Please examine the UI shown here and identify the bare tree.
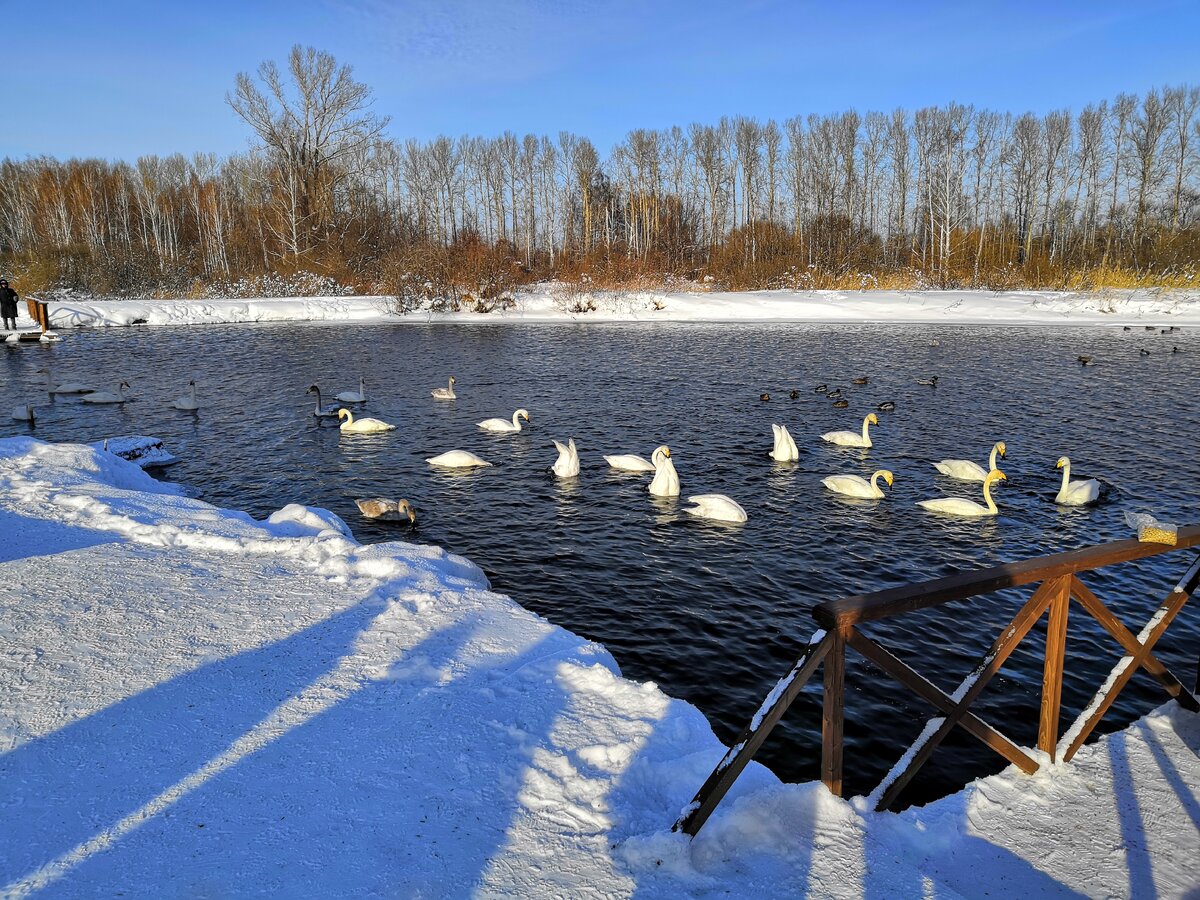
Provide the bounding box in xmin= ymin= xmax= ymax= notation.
xmin=227 ymin=45 xmax=389 ymax=258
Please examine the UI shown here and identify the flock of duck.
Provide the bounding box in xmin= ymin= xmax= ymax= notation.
xmin=13 ymin=363 xmax=1106 ymax=527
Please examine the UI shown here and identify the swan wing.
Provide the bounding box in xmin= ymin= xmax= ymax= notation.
xmin=933 ymin=459 xmax=987 ymax=481
xmin=822 ymin=475 xmax=873 ymax=498
xmin=685 ymin=494 xmax=747 ymax=523
xmin=1058 ymin=478 xmax=1101 ymax=505
xmin=427 ymin=450 xmax=492 ymax=468
xmin=605 ymin=454 xmax=655 ymax=472
xmin=917 ymin=497 xmax=991 ymax=517
xmin=478 ymin=418 xmax=514 ymax=431
xmin=648 ymin=457 xmax=680 ymax=497
xmin=822 ymin=430 xmax=863 ymax=446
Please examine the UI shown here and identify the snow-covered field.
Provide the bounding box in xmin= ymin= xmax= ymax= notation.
xmin=2 ymin=437 xmax=1197 ymax=897
xmin=43 ymin=287 xmax=1200 ymax=328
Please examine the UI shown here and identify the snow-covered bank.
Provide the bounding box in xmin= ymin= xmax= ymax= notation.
xmin=45 ymin=287 xmax=1200 ymax=328
xmin=1 ymin=438 xmax=1197 ymax=897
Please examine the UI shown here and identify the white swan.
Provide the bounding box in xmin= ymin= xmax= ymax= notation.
xmin=684 ymin=494 xmax=747 ymax=523
xmin=431 ymin=376 xmax=457 ymax=400
xmin=427 ymin=450 xmax=493 ymax=468
xmin=171 ymin=380 xmax=199 ymax=411
xmin=336 ymin=376 xmax=367 ymax=404
xmin=552 ymin=438 xmax=580 ymax=478
xmin=604 ymin=452 xmax=656 ymax=473
xmin=355 ymin=498 xmax=416 ymax=523
xmin=82 ymin=381 xmax=130 ymax=404
xmin=934 ymin=441 xmax=1006 ymax=481
xmin=37 ymin=367 xmax=93 ymax=394
xmin=1055 ymin=456 xmax=1100 ymax=506
xmin=648 ymin=445 xmax=680 ymax=497
xmin=770 ymin=424 xmax=800 ymax=462
xmin=478 ymin=409 xmax=530 ymax=433
xmin=823 ymin=469 xmax=894 ymax=499
xmin=11 ymin=404 xmax=35 ymax=423
xmin=918 ymin=469 xmax=1006 ymax=517
xmin=822 ymin=413 xmax=878 ymax=448
xmin=338 ymin=408 xmax=395 ymax=433
xmin=307 ymin=385 xmax=340 ymax=418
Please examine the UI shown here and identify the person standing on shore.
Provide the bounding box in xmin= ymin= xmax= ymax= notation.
xmin=0 ymin=280 xmax=19 ymax=331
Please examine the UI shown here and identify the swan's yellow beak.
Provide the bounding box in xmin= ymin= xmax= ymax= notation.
xmin=883 ymin=471 xmax=894 ymax=486
xmin=868 ymin=413 xmax=878 ymax=425
xmin=664 ymin=447 xmax=671 ymax=457
xmin=994 ymin=470 xmax=1007 ymax=481
xmin=998 ymin=442 xmax=1007 ymax=457
xmin=1056 ymin=456 xmax=1067 ymax=468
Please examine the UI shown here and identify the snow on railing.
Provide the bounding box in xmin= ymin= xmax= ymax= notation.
xmin=675 ymin=530 xmax=1200 ymax=837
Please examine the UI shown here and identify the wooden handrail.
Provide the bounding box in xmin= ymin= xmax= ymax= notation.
xmin=816 ymin=525 xmax=1200 ymax=628
xmin=674 ymin=534 xmax=1200 ymax=837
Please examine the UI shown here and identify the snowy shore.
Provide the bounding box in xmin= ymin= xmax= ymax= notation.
xmin=1 ymin=437 xmax=1197 ymax=897
xmin=43 ymin=287 xmax=1200 ymax=329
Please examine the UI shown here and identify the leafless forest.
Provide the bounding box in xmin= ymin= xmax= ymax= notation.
xmin=2 ymin=47 xmax=1198 ymax=301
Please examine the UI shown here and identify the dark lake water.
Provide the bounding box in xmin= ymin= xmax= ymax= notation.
xmin=3 ymin=321 xmax=1198 ymax=807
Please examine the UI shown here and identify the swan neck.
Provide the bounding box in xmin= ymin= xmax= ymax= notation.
xmin=862 ymin=417 xmax=872 ymax=440
xmin=512 ymin=411 xmax=521 ymax=428
xmin=1059 ymin=462 xmax=1070 ymax=492
xmin=983 ymin=477 xmax=997 ymax=513
xmin=988 ymin=445 xmax=997 ymax=470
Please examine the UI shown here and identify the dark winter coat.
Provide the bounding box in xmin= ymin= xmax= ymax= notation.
xmin=0 ymin=285 xmax=18 ymax=319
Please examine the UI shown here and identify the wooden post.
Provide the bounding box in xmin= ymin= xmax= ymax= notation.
xmin=1038 ymin=576 xmax=1071 ymax=760
xmin=821 ymin=627 xmax=846 ymax=796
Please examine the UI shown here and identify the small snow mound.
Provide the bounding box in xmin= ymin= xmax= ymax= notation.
xmin=92 ymin=435 xmax=180 ymax=469
xmin=265 ymin=503 xmax=353 ymax=539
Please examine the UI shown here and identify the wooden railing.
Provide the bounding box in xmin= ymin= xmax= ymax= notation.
xmin=675 ymin=525 xmax=1200 ymax=836
xmin=24 ymin=297 xmax=50 ymax=332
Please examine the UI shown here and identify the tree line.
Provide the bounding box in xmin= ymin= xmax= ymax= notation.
xmin=1 ymin=46 xmax=1198 ymax=300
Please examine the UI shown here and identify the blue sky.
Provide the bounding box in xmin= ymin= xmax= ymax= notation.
xmin=3 ymin=0 xmax=1198 ymax=160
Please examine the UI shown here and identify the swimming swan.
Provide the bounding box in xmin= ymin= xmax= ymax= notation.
xmin=770 ymin=424 xmax=799 ymax=462
xmin=171 ymin=380 xmax=200 ymax=411
xmin=11 ymin=404 xmax=35 ymax=423
xmin=552 ymin=438 xmax=580 ymax=478
xmin=1054 ymin=456 xmax=1100 ymax=506
xmin=918 ymin=469 xmax=1006 ymax=517
xmin=355 ymin=498 xmax=416 ymax=523
xmin=432 ymin=376 xmax=457 ymax=400
xmin=83 ymin=381 xmax=130 ymax=404
xmin=934 ymin=441 xmax=1006 ymax=482
xmin=336 ymin=376 xmax=367 ymax=403
xmin=648 ymin=445 xmax=680 ymax=497
xmin=478 ymin=409 xmax=530 ymax=433
xmin=426 ymin=450 xmax=492 ymax=468
xmin=822 ymin=470 xmax=894 ymax=499
xmin=684 ymin=494 xmax=747 ymax=523
xmin=307 ymin=385 xmax=340 ymax=418
xmin=822 ymin=413 xmax=878 ymax=448
xmin=338 ymin=408 xmax=395 ymax=433
xmin=37 ymin=367 xmax=92 ymax=394
xmin=604 ymin=452 xmax=656 ymax=473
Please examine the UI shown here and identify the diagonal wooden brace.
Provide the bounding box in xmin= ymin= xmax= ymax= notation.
xmin=846 ymin=629 xmax=1039 ymax=776
xmin=872 ymin=577 xmax=1061 ymax=811
xmin=1069 ymin=575 xmax=1199 ymax=712
xmin=1060 ymin=555 xmax=1200 ymax=762
xmin=673 ymin=631 xmax=832 ymax=836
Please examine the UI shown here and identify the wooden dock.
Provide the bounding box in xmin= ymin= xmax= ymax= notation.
xmin=3 ymin=299 xmax=60 ymax=343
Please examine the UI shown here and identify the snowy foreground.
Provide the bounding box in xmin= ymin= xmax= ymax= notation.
xmin=2 ymin=439 xmax=1197 ymax=898
xmin=44 ymin=287 xmax=1200 ymax=328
